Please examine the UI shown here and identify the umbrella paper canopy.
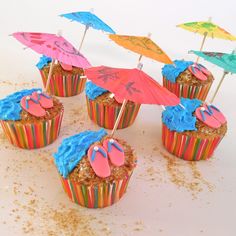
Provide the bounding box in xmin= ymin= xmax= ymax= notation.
xmin=190 ymin=50 xmax=236 ymax=103
xmin=177 ymin=21 xmax=236 ymax=41
xmin=60 ymin=11 xmax=115 ymax=34
xmin=109 ymin=34 xmax=173 ymax=64
xmin=85 ymin=66 xmax=180 ymax=106
xmin=12 ymin=32 xmax=91 ymax=68
xmin=190 ymin=50 xmax=236 ymax=73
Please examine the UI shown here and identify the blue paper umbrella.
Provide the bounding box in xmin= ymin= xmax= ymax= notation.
xmin=60 ymin=11 xmax=116 ymax=50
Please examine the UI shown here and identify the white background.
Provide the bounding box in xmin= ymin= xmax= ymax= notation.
xmin=0 ymin=0 xmax=236 ymax=235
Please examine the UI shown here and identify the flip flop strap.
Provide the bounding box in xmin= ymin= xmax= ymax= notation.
xmin=200 ymin=109 xmax=212 ymax=121
xmin=25 ymin=97 xmax=39 ymax=109
xmin=208 ymin=105 xmax=220 ymax=112
xmin=36 ymin=92 xmax=51 ymax=101
xmin=91 ymin=147 xmax=107 ymax=162
xmin=108 ymin=141 xmax=124 ymax=153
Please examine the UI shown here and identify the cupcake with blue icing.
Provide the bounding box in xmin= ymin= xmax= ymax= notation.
xmin=162 ymin=98 xmax=227 ymax=161
xmin=54 ymin=129 xmax=137 ymax=208
xmin=162 ymin=60 xmax=214 ymax=101
xmin=85 ymin=81 xmax=141 ymax=129
xmin=0 ymin=88 xmax=63 ymax=149
xmin=37 ymin=55 xmax=85 ymax=97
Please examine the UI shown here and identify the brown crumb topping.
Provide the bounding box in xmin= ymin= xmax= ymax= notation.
xmin=88 ymin=92 xmax=137 ymax=106
xmin=42 ymin=63 xmax=84 ymax=76
xmin=68 ymin=136 xmax=137 ymax=185
xmin=176 ymin=68 xmax=214 ymax=85
xmin=6 ymin=97 xmax=63 ymax=124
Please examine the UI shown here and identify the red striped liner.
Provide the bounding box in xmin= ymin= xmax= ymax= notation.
xmin=86 ymin=96 xmax=141 ymax=130
xmin=162 ymin=124 xmax=224 ymax=161
xmin=163 ymin=77 xmax=213 ymax=101
xmin=59 ymin=171 xmax=133 ymax=208
xmin=40 ymin=70 xmax=86 ymax=97
xmin=0 ymin=108 xmax=64 ymax=149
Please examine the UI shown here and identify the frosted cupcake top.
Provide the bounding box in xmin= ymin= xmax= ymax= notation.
xmin=0 ymin=88 xmax=42 ymax=121
xmin=85 ymin=81 xmax=108 ymax=100
xmin=162 ymin=98 xmax=201 ymax=132
xmin=162 ymin=60 xmax=193 ymax=83
xmin=36 ymin=55 xmax=52 ymax=70
xmin=54 ymin=129 xmax=107 ymax=178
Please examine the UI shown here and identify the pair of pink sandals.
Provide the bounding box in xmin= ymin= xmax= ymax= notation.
xmin=195 ymin=104 xmax=226 ymax=128
xmin=188 ymin=63 xmax=211 ymax=81
xmin=20 ymin=91 xmax=53 ymax=117
xmin=88 ymin=138 xmax=125 ymax=178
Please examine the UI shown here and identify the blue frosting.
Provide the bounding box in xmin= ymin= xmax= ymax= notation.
xmin=162 ymin=98 xmax=202 ymax=132
xmin=0 ymin=88 xmax=42 ymax=121
xmin=36 ymin=55 xmax=52 ymax=69
xmin=53 ymin=129 xmax=107 ymax=178
xmin=85 ymin=81 xmax=108 ymax=100
xmin=162 ymin=60 xmax=194 ymax=83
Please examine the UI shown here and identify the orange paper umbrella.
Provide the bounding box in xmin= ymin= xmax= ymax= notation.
xmin=109 ymin=34 xmax=173 ymax=65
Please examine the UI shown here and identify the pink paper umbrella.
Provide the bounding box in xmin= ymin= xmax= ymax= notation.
xmin=85 ymin=66 xmax=180 ymax=136
xmin=12 ymin=32 xmax=91 ymax=91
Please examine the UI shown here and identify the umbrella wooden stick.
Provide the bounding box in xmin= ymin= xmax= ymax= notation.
xmin=111 ymin=99 xmax=128 ymax=137
xmin=196 ymin=32 xmax=208 ymax=63
xmin=45 ymin=59 xmax=55 ymax=93
xmin=79 ymin=25 xmax=89 ymax=51
xmin=210 ymin=71 xmax=228 ymax=103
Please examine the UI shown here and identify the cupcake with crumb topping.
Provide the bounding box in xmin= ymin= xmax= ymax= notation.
xmin=162 ymin=98 xmax=227 ymax=161
xmin=0 ymin=88 xmax=63 ymax=149
xmin=54 ymin=129 xmax=137 ymax=208
xmin=162 ymin=60 xmax=214 ymax=100
xmin=37 ymin=55 xmax=86 ymax=97
xmin=85 ymin=81 xmax=141 ymax=129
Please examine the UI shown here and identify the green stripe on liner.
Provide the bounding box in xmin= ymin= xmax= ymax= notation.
xmin=192 ymin=138 xmax=201 ymax=161
xmin=69 ymin=181 xmax=78 ymax=204
xmin=112 ymin=182 xmax=116 ymax=204
xmin=31 ymin=125 xmax=37 ymax=149
xmin=181 ymin=136 xmax=190 ymax=159
xmin=50 ymin=119 xmax=55 ymax=143
xmin=81 ymin=185 xmax=88 ymax=207
xmin=94 ymin=186 xmax=98 ymax=208
xmin=43 ymin=121 xmax=47 ymax=146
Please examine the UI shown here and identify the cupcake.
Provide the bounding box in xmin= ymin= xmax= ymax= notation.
xmin=37 ymin=55 xmax=86 ymax=97
xmin=162 ymin=98 xmax=227 ymax=161
xmin=54 ymin=129 xmax=137 ymax=208
xmin=162 ymin=60 xmax=214 ymax=100
xmin=85 ymin=81 xmax=141 ymax=129
xmin=0 ymin=88 xmax=64 ymax=149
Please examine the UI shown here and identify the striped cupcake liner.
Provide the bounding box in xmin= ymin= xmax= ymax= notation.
xmin=162 ymin=124 xmax=224 ymax=161
xmin=86 ymin=96 xmax=141 ymax=130
xmin=0 ymin=109 xmax=64 ymax=149
xmin=59 ymin=172 xmax=133 ymax=208
xmin=40 ymin=70 xmax=87 ymax=97
xmin=163 ymin=77 xmax=212 ymax=101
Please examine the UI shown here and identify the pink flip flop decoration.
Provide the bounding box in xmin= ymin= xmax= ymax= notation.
xmin=196 ymin=64 xmax=211 ymax=76
xmin=60 ymin=62 xmax=73 ymax=71
xmin=103 ymin=139 xmax=125 ymax=167
xmin=88 ymin=144 xmax=111 ymax=178
xmin=204 ymin=104 xmax=226 ymax=124
xmin=195 ymin=106 xmax=221 ymax=128
xmin=32 ymin=91 xmax=53 ymax=109
xmin=188 ymin=65 xmax=208 ymax=81
xmin=20 ymin=96 xmax=46 ymax=117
